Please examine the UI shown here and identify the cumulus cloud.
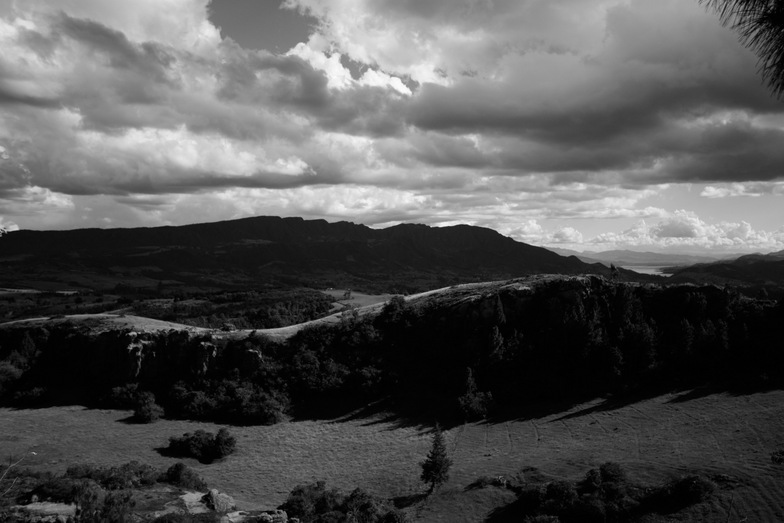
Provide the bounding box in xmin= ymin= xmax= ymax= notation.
xmin=0 ymin=0 xmax=781 ymax=254
xmin=590 ymin=210 xmax=784 ymax=252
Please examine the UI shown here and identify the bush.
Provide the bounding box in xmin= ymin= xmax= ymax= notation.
xmin=650 ymin=475 xmax=716 ymax=512
xmin=26 ymin=477 xmax=88 ymax=503
xmin=541 ymin=480 xmax=578 ymax=515
xmin=280 ymin=481 xmax=397 ymax=523
xmin=12 ymin=387 xmax=47 ymax=407
xmin=160 ymin=462 xmax=208 ymax=491
xmin=771 ymin=449 xmax=784 ymax=464
xmin=102 ymin=384 xmax=140 ymax=409
xmin=379 ymin=509 xmax=409 ymax=523
xmin=66 ymin=461 xmax=158 ymax=490
xmin=134 ymin=391 xmax=164 ymax=423
xmin=165 ymin=428 xmax=236 ymax=463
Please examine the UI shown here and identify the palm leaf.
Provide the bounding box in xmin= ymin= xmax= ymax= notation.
xmin=701 ymin=0 xmax=784 ymax=97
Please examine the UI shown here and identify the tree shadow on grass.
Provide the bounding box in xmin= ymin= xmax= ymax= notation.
xmin=153 ymin=445 xmax=215 ymax=465
xmin=116 ymin=414 xmax=142 ymax=424
xmin=392 ymin=492 xmax=427 ymax=509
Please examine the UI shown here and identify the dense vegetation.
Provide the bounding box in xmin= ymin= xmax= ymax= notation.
xmin=484 ymin=462 xmax=716 ymax=522
xmin=1 ymin=278 xmax=783 ymax=425
xmin=0 ymin=287 xmax=335 ymax=328
xmin=164 ymin=428 xmax=237 ymax=463
xmin=0 ymin=461 xmax=207 ymax=521
xmin=280 ymin=481 xmax=407 ymax=523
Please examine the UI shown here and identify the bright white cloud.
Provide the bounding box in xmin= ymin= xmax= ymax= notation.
xmin=589 ymin=210 xmax=784 ymax=252
xmin=0 ymin=0 xmax=781 ymax=256
xmin=701 ymin=182 xmax=784 ymax=198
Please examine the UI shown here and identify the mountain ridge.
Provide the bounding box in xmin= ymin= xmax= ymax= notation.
xmin=0 ymin=215 xmax=617 ymax=293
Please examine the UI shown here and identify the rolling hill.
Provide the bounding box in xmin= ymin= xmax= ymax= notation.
xmin=669 ymin=249 xmax=784 ymax=288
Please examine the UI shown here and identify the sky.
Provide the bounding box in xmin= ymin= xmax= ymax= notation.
xmin=0 ymin=0 xmax=783 ymax=254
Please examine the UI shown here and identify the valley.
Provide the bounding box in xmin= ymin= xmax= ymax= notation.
xmin=2 ymin=219 xmax=784 ymax=522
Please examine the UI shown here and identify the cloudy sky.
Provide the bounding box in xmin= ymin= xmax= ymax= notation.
xmin=0 ymin=0 xmax=783 ymax=253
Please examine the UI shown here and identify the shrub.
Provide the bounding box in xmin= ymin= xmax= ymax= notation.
xmin=213 ymin=428 xmax=237 ymax=459
xmin=96 ymin=490 xmax=136 ymax=523
xmin=27 ymin=477 xmax=89 ymax=503
xmin=467 ymin=475 xmax=508 ymax=490
xmin=102 ymin=384 xmax=139 ymax=409
xmin=457 ymin=368 xmax=494 ymax=420
xmin=379 ymin=509 xmax=409 ymax=523
xmin=541 ymin=480 xmax=578 ymax=515
xmin=160 ymin=462 xmax=207 ymax=491
xmin=344 ymin=488 xmax=383 ymax=522
xmin=0 ymin=361 xmax=23 ymax=397
xmin=599 ymin=462 xmax=626 ymax=484
xmin=659 ymin=475 xmax=715 ymax=511
xmin=771 ymin=449 xmax=784 ymax=464
xmin=134 ymin=391 xmax=164 ymax=423
xmin=165 ymin=428 xmax=236 ymax=463
xmin=66 ymin=461 xmax=158 ymax=490
xmin=280 ymin=481 xmax=345 ymax=521
xmin=280 ymin=481 xmax=397 ymax=523
xmin=12 ymin=387 xmax=47 ymax=406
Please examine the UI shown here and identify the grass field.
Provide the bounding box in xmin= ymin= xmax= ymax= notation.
xmin=2 ymin=390 xmax=784 ymax=522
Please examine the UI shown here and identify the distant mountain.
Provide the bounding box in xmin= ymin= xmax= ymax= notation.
xmin=669 ymin=249 xmax=784 ymax=287
xmin=0 ymin=216 xmax=619 ymax=293
xmin=548 ymin=248 xmax=718 ymax=267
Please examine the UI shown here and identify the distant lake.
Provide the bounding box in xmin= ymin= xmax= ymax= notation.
xmin=620 ymin=265 xmax=672 ymax=276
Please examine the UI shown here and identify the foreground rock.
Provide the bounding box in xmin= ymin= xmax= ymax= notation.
xmin=202 ymin=488 xmax=237 ymax=513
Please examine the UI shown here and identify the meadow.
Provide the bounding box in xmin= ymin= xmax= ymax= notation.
xmin=3 ymin=389 xmax=783 ymax=521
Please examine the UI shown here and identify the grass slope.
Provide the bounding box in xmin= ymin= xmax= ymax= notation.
xmin=2 ymin=390 xmax=783 ymax=521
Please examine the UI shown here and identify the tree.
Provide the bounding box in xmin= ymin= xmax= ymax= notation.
xmin=420 ymin=425 xmax=452 ymax=494
xmin=133 ymin=391 xmax=164 ymax=423
xmin=701 ymin=0 xmax=784 ymax=97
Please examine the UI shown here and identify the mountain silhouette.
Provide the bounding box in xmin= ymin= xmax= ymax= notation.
xmin=0 ymin=216 xmax=613 ymax=293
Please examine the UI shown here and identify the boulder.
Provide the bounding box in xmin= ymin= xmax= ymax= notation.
xmin=258 ymin=509 xmax=289 ymax=523
xmin=201 ymin=489 xmax=236 ymax=513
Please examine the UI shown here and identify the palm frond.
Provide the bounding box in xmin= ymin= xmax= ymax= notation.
xmin=700 ymin=0 xmax=784 ymax=98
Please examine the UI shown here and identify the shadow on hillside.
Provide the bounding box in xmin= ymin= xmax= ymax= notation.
xmin=392 ymin=492 xmax=427 ymax=509
xmin=326 ymin=399 xmax=461 ymax=432
xmin=295 ymin=381 xmax=780 ymax=433
xmin=546 ymin=390 xmax=667 ymax=423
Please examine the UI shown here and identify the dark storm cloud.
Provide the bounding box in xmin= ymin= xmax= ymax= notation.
xmin=661 ymin=122 xmax=784 ymax=183
xmin=55 ymin=13 xmax=176 ymax=83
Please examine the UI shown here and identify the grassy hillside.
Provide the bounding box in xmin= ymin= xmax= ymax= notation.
xmin=2 ymin=390 xmax=783 ymax=521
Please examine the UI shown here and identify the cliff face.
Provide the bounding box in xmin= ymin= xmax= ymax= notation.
xmin=1 ymin=276 xmax=781 ymax=421
xmin=0 ymin=325 xmax=251 ymax=395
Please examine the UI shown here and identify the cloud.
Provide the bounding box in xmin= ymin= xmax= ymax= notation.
xmin=701 ymin=182 xmax=784 ymax=198
xmin=0 ymin=0 xmax=781 ymax=253
xmin=0 ymin=216 xmax=19 ymax=232
xmin=589 ymin=210 xmax=784 ymax=252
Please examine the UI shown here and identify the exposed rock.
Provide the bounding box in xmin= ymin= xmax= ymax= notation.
xmin=258 ymin=509 xmax=289 ymax=523
xmin=202 ymin=488 xmax=236 ymax=513
xmin=9 ymin=502 xmax=76 ymax=520
xmin=194 ymin=340 xmax=217 ymax=377
xmin=241 ymin=348 xmax=264 ymax=374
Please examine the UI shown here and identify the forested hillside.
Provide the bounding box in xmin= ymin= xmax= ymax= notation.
xmin=1 ymin=277 xmax=781 ymax=424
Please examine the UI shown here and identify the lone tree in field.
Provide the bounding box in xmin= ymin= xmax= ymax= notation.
xmin=420 ymin=425 xmax=452 ymax=494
